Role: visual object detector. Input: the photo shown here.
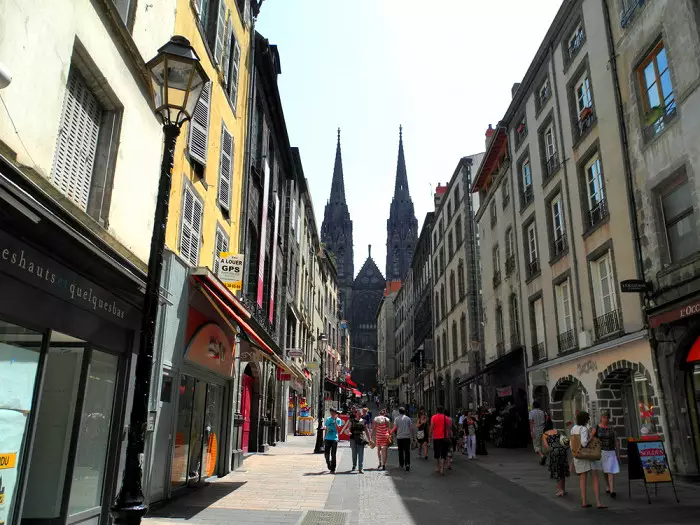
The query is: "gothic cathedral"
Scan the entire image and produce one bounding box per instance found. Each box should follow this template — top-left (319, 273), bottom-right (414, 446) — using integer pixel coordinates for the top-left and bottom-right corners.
top-left (321, 127), bottom-right (418, 392)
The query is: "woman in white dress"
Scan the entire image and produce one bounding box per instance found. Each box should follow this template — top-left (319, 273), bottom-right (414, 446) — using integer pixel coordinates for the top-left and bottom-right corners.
top-left (570, 411), bottom-right (606, 509)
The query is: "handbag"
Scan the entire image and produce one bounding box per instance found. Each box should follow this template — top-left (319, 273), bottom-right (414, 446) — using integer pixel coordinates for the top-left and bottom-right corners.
top-left (416, 430), bottom-right (425, 440)
top-left (570, 430), bottom-right (601, 460)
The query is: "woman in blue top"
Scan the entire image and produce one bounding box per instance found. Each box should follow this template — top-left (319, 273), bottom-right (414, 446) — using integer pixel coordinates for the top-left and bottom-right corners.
top-left (324, 408), bottom-right (342, 473)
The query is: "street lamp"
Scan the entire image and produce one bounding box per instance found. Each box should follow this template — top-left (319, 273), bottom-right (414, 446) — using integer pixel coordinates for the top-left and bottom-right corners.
top-left (111, 36), bottom-right (208, 525)
top-left (313, 333), bottom-right (328, 454)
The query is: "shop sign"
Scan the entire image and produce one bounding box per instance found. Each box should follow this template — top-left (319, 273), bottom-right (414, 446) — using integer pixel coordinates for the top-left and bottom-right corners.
top-left (628, 439), bottom-right (673, 485)
top-left (239, 348), bottom-right (264, 362)
top-left (276, 367), bottom-right (291, 381)
top-left (305, 362), bottom-right (319, 371)
top-left (620, 279), bottom-right (652, 293)
top-left (0, 229), bottom-right (137, 328)
top-left (217, 253), bottom-right (244, 291)
top-left (496, 386), bottom-right (513, 397)
top-left (286, 348), bottom-right (303, 358)
top-left (185, 322), bottom-right (234, 378)
top-left (649, 298), bottom-right (700, 328)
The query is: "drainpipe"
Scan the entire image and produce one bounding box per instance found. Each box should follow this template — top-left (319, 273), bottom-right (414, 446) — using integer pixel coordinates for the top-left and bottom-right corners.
top-left (550, 47), bottom-right (585, 336)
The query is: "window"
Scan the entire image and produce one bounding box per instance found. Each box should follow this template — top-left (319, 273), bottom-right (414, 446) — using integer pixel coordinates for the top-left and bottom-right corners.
top-left (454, 183), bottom-right (460, 204)
top-left (551, 194), bottom-right (566, 255)
top-left (584, 154), bottom-right (607, 228)
top-left (436, 336), bottom-right (441, 368)
top-left (505, 228), bottom-right (515, 275)
top-left (213, 225), bottom-right (229, 274)
top-left (218, 123), bottom-right (234, 212)
top-left (442, 331), bottom-right (448, 366)
top-left (455, 216), bottom-right (463, 245)
top-left (457, 259), bottom-right (466, 298)
top-left (180, 183), bottom-right (204, 266)
top-left (441, 284), bottom-right (447, 318)
top-left (515, 115), bottom-right (528, 146)
top-left (638, 42), bottom-right (676, 140)
top-left (661, 179), bottom-right (700, 262)
top-left (556, 279), bottom-right (574, 334)
top-left (496, 306), bottom-right (505, 356)
top-left (51, 70), bottom-right (103, 211)
top-left (538, 78), bottom-right (551, 108)
top-left (447, 200), bottom-right (453, 219)
top-left (452, 321), bottom-right (459, 361)
top-left (490, 200), bottom-right (497, 227)
top-left (568, 24), bottom-right (586, 61)
top-left (460, 314), bottom-right (468, 356)
top-left (526, 222), bottom-right (539, 278)
top-left (521, 158), bottom-right (533, 206)
top-left (492, 245), bottom-right (501, 287)
top-left (448, 230), bottom-right (455, 258)
top-left (509, 294), bottom-right (520, 346)
top-left (591, 251), bottom-right (621, 338)
top-left (224, 25), bottom-right (242, 110)
top-left (575, 74), bottom-right (592, 114)
top-left (450, 271), bottom-right (456, 309)
top-left (188, 82), bottom-right (212, 166)
top-left (112, 0), bottom-right (136, 29)
top-left (502, 177), bottom-right (510, 207)
top-left (532, 298), bottom-right (546, 362)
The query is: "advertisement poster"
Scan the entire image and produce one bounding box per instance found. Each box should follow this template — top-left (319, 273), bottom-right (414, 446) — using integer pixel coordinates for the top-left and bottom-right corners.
top-left (217, 253), bottom-right (244, 291)
top-left (0, 344), bottom-right (40, 525)
top-left (637, 441), bottom-right (672, 483)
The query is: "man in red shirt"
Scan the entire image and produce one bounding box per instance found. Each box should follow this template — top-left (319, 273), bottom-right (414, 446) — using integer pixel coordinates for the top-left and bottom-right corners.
top-left (430, 405), bottom-right (452, 475)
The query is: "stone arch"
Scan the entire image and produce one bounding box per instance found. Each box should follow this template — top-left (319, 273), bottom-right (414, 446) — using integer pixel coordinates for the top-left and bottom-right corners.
top-left (596, 360), bottom-right (661, 451)
top-left (550, 375), bottom-right (589, 430)
top-left (243, 361), bottom-right (262, 452)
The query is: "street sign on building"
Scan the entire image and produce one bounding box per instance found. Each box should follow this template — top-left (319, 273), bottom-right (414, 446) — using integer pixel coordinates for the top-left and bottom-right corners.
top-left (217, 252), bottom-right (244, 291)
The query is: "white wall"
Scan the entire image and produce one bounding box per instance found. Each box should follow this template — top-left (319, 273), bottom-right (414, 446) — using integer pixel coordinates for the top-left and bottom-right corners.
top-left (0, 0), bottom-right (172, 263)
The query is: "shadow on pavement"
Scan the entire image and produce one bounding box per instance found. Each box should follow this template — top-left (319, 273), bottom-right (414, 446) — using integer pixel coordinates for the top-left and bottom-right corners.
top-left (147, 481), bottom-right (247, 519)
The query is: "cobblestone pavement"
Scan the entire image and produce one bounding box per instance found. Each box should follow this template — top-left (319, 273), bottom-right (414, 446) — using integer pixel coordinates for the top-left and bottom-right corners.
top-left (144, 436), bottom-right (700, 525)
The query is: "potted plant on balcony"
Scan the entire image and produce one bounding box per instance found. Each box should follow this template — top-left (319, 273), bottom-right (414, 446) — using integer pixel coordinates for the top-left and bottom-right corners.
top-left (645, 105), bottom-right (664, 127)
top-left (579, 106), bottom-right (592, 121)
top-left (516, 122), bottom-right (526, 134)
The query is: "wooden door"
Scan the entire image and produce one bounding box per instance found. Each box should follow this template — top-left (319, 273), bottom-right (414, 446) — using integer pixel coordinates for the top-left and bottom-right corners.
top-left (241, 375), bottom-right (253, 453)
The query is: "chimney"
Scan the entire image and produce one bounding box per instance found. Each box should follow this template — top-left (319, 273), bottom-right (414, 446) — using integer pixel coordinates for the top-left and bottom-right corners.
top-left (485, 124), bottom-right (495, 149)
top-left (511, 82), bottom-right (521, 98)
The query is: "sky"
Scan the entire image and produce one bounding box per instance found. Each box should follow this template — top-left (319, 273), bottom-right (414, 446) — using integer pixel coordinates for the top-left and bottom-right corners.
top-left (257, 0), bottom-right (564, 278)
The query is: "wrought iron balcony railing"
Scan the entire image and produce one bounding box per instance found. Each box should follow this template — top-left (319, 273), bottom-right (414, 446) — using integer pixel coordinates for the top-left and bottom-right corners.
top-left (532, 342), bottom-right (546, 363)
top-left (594, 309), bottom-right (623, 340)
top-left (557, 329), bottom-right (577, 353)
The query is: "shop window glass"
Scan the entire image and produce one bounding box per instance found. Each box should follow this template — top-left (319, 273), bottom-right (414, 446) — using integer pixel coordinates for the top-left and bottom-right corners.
top-left (68, 349), bottom-right (118, 515)
top-left (0, 320), bottom-right (43, 525)
top-left (23, 332), bottom-right (85, 519)
top-left (171, 375), bottom-right (195, 487)
top-left (203, 384), bottom-right (224, 478)
top-left (187, 380), bottom-right (208, 486)
top-left (562, 382), bottom-right (585, 426)
top-left (623, 371), bottom-right (655, 436)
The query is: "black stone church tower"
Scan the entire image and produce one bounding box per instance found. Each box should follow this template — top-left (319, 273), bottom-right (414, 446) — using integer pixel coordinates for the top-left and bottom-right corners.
top-left (320, 129), bottom-right (354, 320)
top-left (385, 126), bottom-right (418, 281)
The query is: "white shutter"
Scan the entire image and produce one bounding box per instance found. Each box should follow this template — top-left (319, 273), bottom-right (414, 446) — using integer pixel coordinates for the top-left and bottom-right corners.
top-left (214, 0), bottom-right (227, 66)
top-left (188, 82), bottom-right (211, 165)
top-left (213, 226), bottom-right (229, 274)
top-left (223, 15), bottom-right (232, 82)
top-left (243, 0), bottom-right (251, 27)
top-left (229, 38), bottom-right (241, 108)
top-left (51, 70), bottom-right (102, 211)
top-left (180, 185), bottom-right (203, 266)
top-left (218, 124), bottom-right (233, 212)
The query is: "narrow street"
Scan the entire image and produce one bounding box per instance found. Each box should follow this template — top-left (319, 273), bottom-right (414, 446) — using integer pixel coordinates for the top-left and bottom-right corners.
top-left (144, 437), bottom-right (700, 525)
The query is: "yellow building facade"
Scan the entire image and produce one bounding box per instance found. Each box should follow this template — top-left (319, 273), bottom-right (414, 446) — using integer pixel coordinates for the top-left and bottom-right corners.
top-left (166, 0), bottom-right (252, 268)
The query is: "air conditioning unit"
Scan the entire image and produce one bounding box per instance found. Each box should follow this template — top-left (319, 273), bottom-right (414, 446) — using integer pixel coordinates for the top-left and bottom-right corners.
top-left (578, 330), bottom-right (593, 349)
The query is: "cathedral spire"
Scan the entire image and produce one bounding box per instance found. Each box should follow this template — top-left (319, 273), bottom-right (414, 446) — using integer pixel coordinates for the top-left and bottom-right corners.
top-left (394, 125), bottom-right (410, 200)
top-left (329, 127), bottom-right (346, 204)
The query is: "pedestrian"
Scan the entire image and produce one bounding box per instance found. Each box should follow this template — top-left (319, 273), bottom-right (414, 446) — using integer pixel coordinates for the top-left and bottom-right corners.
top-left (542, 425), bottom-right (570, 497)
top-left (391, 405), bottom-right (401, 423)
top-left (528, 401), bottom-right (547, 466)
top-left (391, 406), bottom-right (414, 471)
top-left (429, 405), bottom-right (450, 475)
top-left (596, 410), bottom-right (620, 498)
top-left (464, 410), bottom-right (477, 459)
top-left (571, 411), bottom-right (606, 509)
top-left (445, 410), bottom-right (458, 470)
top-left (324, 408), bottom-right (342, 473)
top-left (342, 408), bottom-right (371, 473)
top-left (416, 407), bottom-right (429, 460)
top-left (362, 405), bottom-right (373, 434)
top-left (372, 408), bottom-right (392, 470)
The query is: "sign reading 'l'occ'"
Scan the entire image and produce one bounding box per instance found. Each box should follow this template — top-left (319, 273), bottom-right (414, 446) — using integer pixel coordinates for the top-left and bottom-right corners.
top-left (649, 299), bottom-right (700, 328)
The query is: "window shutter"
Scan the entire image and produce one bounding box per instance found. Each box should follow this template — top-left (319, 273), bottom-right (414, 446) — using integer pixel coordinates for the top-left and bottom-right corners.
top-left (229, 38), bottom-right (241, 108)
top-left (188, 82), bottom-right (211, 165)
top-left (223, 15), bottom-right (232, 82)
top-left (218, 124), bottom-right (233, 212)
top-left (213, 226), bottom-right (229, 275)
top-left (51, 70), bottom-right (102, 211)
top-left (180, 186), bottom-right (203, 266)
top-left (214, 0), bottom-right (227, 66)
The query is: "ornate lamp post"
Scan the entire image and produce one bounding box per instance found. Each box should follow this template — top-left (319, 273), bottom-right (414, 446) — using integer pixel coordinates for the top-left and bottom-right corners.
top-left (313, 333), bottom-right (328, 453)
top-left (111, 36), bottom-right (207, 525)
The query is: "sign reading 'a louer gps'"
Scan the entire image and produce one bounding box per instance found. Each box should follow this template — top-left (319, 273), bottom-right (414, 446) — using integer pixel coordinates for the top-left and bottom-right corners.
top-left (217, 252), bottom-right (244, 291)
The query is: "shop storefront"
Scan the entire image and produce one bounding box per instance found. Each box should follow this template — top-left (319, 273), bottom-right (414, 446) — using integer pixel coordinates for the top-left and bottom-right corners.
top-left (1, 159), bottom-right (145, 525)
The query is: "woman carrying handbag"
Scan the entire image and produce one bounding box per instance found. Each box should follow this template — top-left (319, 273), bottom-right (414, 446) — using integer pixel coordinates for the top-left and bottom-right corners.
top-left (570, 411), bottom-right (606, 509)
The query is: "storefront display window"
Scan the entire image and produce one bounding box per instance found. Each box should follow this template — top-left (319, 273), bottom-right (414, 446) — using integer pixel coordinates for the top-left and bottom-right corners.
top-left (187, 381), bottom-right (207, 486)
top-left (68, 350), bottom-right (119, 516)
top-left (563, 382), bottom-right (585, 425)
top-left (202, 384), bottom-right (223, 479)
top-left (623, 371), bottom-right (655, 436)
top-left (171, 375), bottom-right (195, 488)
top-left (0, 320), bottom-right (43, 525)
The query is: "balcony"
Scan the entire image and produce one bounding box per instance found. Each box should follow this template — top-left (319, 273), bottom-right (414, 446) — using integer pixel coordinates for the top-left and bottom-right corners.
top-left (520, 185), bottom-right (534, 208)
top-left (566, 30), bottom-right (586, 65)
top-left (515, 123), bottom-right (528, 149)
top-left (552, 233), bottom-right (567, 257)
top-left (532, 342), bottom-right (546, 363)
top-left (642, 102), bottom-right (677, 142)
top-left (526, 258), bottom-right (540, 280)
top-left (496, 341), bottom-right (505, 358)
top-left (492, 270), bottom-right (502, 289)
top-left (242, 294), bottom-right (278, 344)
top-left (594, 309), bottom-right (623, 340)
top-left (586, 199), bottom-right (608, 230)
top-left (505, 255), bottom-right (516, 276)
top-left (557, 329), bottom-right (577, 353)
top-left (576, 107), bottom-right (596, 139)
top-left (536, 85), bottom-right (551, 111)
top-left (545, 155), bottom-right (560, 179)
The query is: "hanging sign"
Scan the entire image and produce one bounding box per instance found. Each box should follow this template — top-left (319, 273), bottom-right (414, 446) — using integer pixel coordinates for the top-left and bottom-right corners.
top-left (287, 348), bottom-right (303, 358)
top-left (620, 279), bottom-right (652, 293)
top-left (276, 367), bottom-right (291, 381)
top-left (496, 385), bottom-right (513, 397)
top-left (217, 253), bottom-right (244, 291)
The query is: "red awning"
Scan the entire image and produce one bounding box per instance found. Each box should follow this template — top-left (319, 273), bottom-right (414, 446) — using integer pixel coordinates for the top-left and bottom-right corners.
top-left (303, 368), bottom-right (311, 379)
top-left (352, 389), bottom-right (362, 397)
top-left (687, 336), bottom-right (700, 363)
top-left (196, 279), bottom-right (274, 357)
top-left (346, 375), bottom-right (357, 387)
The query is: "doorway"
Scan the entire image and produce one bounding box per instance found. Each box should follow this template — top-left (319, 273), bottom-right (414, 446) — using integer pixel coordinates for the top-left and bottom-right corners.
top-left (241, 375), bottom-right (252, 453)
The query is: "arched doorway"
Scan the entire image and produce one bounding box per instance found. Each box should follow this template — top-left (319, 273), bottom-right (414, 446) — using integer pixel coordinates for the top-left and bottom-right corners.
top-left (596, 361), bottom-right (658, 443)
top-left (551, 375), bottom-right (588, 429)
top-left (533, 385), bottom-right (550, 413)
top-left (242, 363), bottom-right (261, 453)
